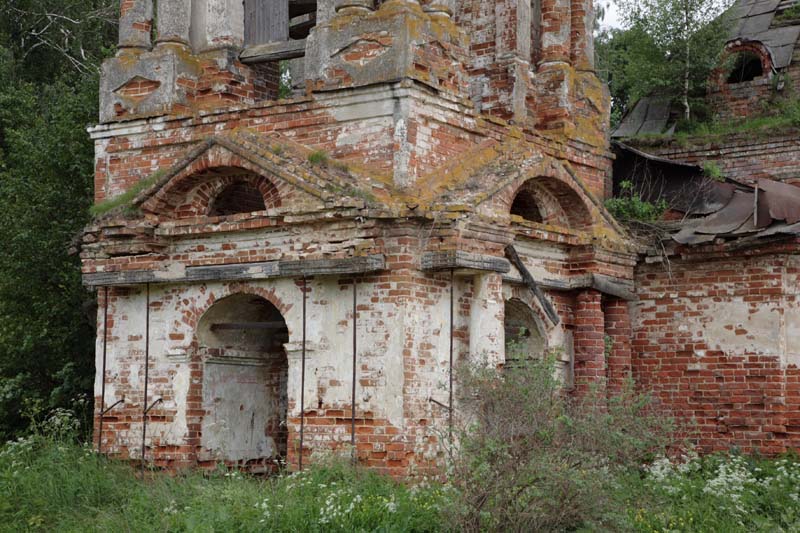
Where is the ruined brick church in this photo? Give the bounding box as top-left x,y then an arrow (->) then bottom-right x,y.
83,0 -> 800,476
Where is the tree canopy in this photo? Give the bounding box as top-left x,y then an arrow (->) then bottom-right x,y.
597,0 -> 734,126
0,0 -> 116,438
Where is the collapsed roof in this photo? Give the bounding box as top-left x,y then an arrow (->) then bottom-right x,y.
611,143 -> 800,246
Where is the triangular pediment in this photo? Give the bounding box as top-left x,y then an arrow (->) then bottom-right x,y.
134,132 -> 342,216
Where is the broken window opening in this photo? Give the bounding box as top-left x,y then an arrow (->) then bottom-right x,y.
504,298 -> 547,367
727,52 -> 764,84
510,188 -> 544,223
197,294 -> 290,470
244,0 -> 319,46
208,180 -> 268,217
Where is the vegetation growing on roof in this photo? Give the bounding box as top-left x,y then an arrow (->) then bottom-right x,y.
307,150 -> 330,166
88,169 -> 167,217
605,180 -> 669,223
776,3 -> 800,23
629,97 -> 800,147
702,161 -> 725,181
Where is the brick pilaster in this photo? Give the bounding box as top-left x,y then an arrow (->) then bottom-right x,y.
573,289 -> 605,394
604,298 -> 632,395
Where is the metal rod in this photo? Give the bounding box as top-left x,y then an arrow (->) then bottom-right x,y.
429,397 -> 452,411
144,398 -> 163,415
299,276 -> 307,472
351,277 -> 357,463
449,269 -> 455,438
101,398 -> 125,417
141,283 -> 150,476
98,286 -> 109,455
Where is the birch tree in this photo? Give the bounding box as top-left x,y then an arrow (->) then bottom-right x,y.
615,0 -> 734,120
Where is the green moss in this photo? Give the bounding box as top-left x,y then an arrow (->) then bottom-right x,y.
89,169 -> 167,217
270,144 -> 285,156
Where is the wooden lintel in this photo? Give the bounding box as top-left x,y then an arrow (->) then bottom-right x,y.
240,39 -> 306,63
83,254 -> 386,287
421,251 -> 511,274
502,271 -> 637,301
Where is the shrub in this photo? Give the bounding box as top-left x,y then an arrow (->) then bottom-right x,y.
605,180 -> 669,223
702,161 -> 725,182
444,356 -> 673,532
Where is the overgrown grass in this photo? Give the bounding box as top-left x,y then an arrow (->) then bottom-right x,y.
0,435 -> 445,532
6,435 -> 800,532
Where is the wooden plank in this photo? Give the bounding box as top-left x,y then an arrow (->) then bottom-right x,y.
211,322 -> 287,331
245,0 -> 290,46
240,39 -> 306,63
421,251 -> 511,273
278,255 -> 385,276
83,254 -> 386,287
504,245 -> 561,325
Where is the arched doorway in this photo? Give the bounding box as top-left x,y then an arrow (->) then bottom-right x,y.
196,293 -> 289,470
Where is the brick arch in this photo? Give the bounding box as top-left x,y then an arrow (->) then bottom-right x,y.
505,175 -> 594,231
712,41 -> 773,89
181,285 -> 294,362
139,145 -> 298,218
169,169 -> 282,219
179,284 -> 295,466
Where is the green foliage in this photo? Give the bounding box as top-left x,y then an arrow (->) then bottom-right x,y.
702,161 -> 725,181
618,452 -> 800,532
444,355 -> 674,531
605,180 -> 669,222
308,150 -> 330,166
0,0 -> 116,440
598,0 -> 734,123
776,3 -> 800,23
0,423 -> 445,532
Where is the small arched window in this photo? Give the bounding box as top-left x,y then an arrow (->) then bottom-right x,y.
510,189 -> 544,223
727,52 -> 764,84
208,181 -> 267,217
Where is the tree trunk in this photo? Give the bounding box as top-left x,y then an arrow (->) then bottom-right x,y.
683,0 -> 691,121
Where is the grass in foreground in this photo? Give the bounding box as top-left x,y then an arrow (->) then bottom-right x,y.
0,435 -> 444,532
5,428 -> 800,531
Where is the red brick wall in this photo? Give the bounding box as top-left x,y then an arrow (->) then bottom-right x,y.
633,131 -> 800,185
632,245 -> 800,455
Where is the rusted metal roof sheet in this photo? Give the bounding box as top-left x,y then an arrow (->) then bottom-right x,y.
758,178 -> 800,224
672,179 -> 800,244
694,191 -> 755,234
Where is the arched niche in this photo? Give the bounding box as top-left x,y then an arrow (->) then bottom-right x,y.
162,167 -> 282,219
196,293 -> 289,468
504,298 -> 547,366
509,177 -> 593,231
